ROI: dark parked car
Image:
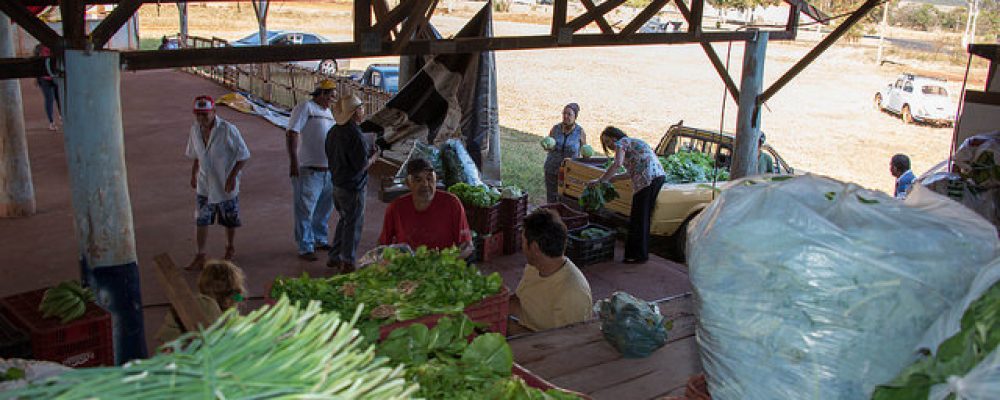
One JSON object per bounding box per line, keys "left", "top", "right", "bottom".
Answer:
{"left": 231, "top": 30, "right": 344, "bottom": 75}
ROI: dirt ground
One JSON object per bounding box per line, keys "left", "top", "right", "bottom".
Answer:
{"left": 137, "top": 1, "right": 993, "bottom": 194}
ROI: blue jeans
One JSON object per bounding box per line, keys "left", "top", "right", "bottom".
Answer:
{"left": 292, "top": 168, "right": 334, "bottom": 254}
{"left": 37, "top": 78, "right": 60, "bottom": 123}
{"left": 330, "top": 185, "right": 366, "bottom": 264}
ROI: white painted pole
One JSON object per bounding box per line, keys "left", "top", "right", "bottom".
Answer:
{"left": 0, "top": 14, "right": 35, "bottom": 217}
{"left": 876, "top": 1, "right": 889, "bottom": 65}
{"left": 62, "top": 50, "right": 147, "bottom": 363}
{"left": 731, "top": 31, "right": 768, "bottom": 179}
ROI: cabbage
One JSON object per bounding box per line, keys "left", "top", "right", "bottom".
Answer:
{"left": 581, "top": 145, "right": 595, "bottom": 158}
{"left": 540, "top": 137, "right": 556, "bottom": 151}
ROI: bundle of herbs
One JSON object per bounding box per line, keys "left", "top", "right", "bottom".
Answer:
{"left": 6, "top": 298, "right": 416, "bottom": 399}
{"left": 271, "top": 247, "right": 504, "bottom": 342}
{"left": 579, "top": 182, "right": 619, "bottom": 212}
{"left": 448, "top": 183, "right": 501, "bottom": 208}
{"left": 377, "top": 315, "right": 579, "bottom": 399}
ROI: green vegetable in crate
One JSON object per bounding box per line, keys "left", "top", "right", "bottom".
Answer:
{"left": 602, "top": 158, "right": 626, "bottom": 174}
{"left": 659, "top": 149, "right": 729, "bottom": 184}
{"left": 448, "top": 182, "right": 501, "bottom": 208}
{"left": 579, "top": 182, "right": 620, "bottom": 212}
{"left": 6, "top": 298, "right": 417, "bottom": 399}
{"left": 579, "top": 227, "right": 610, "bottom": 240}
{"left": 38, "top": 280, "right": 94, "bottom": 324}
{"left": 501, "top": 185, "right": 524, "bottom": 200}
{"left": 378, "top": 315, "right": 580, "bottom": 399}
{"left": 271, "top": 247, "right": 504, "bottom": 342}
{"left": 581, "top": 144, "right": 595, "bottom": 158}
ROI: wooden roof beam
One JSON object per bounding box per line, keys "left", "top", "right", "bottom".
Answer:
{"left": 619, "top": 0, "right": 670, "bottom": 37}
{"left": 90, "top": 0, "right": 142, "bottom": 49}
{"left": 0, "top": 1, "right": 61, "bottom": 49}
{"left": 674, "top": 0, "right": 739, "bottom": 103}
{"left": 566, "top": 0, "right": 627, "bottom": 33}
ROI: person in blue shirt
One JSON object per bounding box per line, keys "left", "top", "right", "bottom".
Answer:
{"left": 891, "top": 154, "right": 916, "bottom": 199}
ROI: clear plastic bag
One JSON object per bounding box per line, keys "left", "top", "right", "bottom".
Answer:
{"left": 928, "top": 348, "right": 1000, "bottom": 400}
{"left": 440, "top": 139, "right": 484, "bottom": 188}
{"left": 593, "top": 292, "right": 670, "bottom": 358}
{"left": 394, "top": 141, "right": 445, "bottom": 180}
{"left": 920, "top": 171, "right": 1000, "bottom": 228}
{"left": 687, "top": 174, "right": 999, "bottom": 400}
{"left": 0, "top": 358, "right": 71, "bottom": 391}
{"left": 954, "top": 132, "right": 1000, "bottom": 189}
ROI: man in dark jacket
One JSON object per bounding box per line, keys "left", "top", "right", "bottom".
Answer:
{"left": 326, "top": 94, "right": 377, "bottom": 273}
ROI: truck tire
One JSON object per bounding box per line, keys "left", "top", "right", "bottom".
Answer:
{"left": 669, "top": 218, "right": 692, "bottom": 263}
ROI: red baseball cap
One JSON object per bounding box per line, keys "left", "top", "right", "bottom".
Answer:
{"left": 193, "top": 95, "right": 215, "bottom": 113}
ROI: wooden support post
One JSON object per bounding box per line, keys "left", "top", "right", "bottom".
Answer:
{"left": 356, "top": 0, "right": 375, "bottom": 51}
{"left": 730, "top": 31, "right": 767, "bottom": 180}
{"left": 153, "top": 254, "right": 211, "bottom": 332}
{"left": 178, "top": 2, "right": 188, "bottom": 42}
{"left": 566, "top": 0, "right": 626, "bottom": 32}
{"left": 689, "top": 0, "right": 703, "bottom": 36}
{"left": 578, "top": 0, "right": 615, "bottom": 34}
{"left": 91, "top": 0, "right": 142, "bottom": 49}
{"left": 251, "top": 1, "right": 269, "bottom": 48}
{"left": 393, "top": 0, "right": 436, "bottom": 53}
{"left": 760, "top": 0, "right": 880, "bottom": 104}
{"left": 0, "top": 14, "right": 35, "bottom": 217}
{"left": 552, "top": 0, "right": 567, "bottom": 37}
{"left": 785, "top": 4, "right": 800, "bottom": 39}
{"left": 620, "top": 0, "right": 669, "bottom": 37}
{"left": 60, "top": 0, "right": 87, "bottom": 49}
{"left": 0, "top": 1, "right": 62, "bottom": 49}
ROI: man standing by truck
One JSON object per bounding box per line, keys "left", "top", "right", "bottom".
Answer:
{"left": 286, "top": 80, "right": 336, "bottom": 261}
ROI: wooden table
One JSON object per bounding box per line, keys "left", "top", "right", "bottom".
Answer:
{"left": 509, "top": 293, "right": 701, "bottom": 400}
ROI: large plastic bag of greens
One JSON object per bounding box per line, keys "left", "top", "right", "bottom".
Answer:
{"left": 871, "top": 259, "right": 1000, "bottom": 400}
{"left": 440, "top": 139, "right": 484, "bottom": 188}
{"left": 921, "top": 170, "right": 1000, "bottom": 228}
{"left": 954, "top": 132, "right": 1000, "bottom": 189}
{"left": 594, "top": 292, "right": 670, "bottom": 358}
{"left": 687, "top": 174, "right": 999, "bottom": 400}
{"left": 395, "top": 141, "right": 445, "bottom": 180}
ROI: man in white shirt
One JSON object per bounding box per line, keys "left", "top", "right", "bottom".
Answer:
{"left": 185, "top": 96, "right": 251, "bottom": 270}
{"left": 286, "top": 80, "right": 337, "bottom": 261}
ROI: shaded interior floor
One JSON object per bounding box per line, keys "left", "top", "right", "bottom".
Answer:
{"left": 0, "top": 69, "right": 691, "bottom": 353}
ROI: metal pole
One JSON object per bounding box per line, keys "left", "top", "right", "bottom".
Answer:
{"left": 0, "top": 14, "right": 35, "bottom": 217}
{"left": 177, "top": 1, "right": 188, "bottom": 42}
{"left": 61, "top": 50, "right": 147, "bottom": 364}
{"left": 876, "top": 1, "right": 889, "bottom": 65}
{"left": 730, "top": 31, "right": 767, "bottom": 179}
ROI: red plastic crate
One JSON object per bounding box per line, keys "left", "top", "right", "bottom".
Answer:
{"left": 539, "top": 203, "right": 589, "bottom": 230}
{"left": 473, "top": 231, "right": 505, "bottom": 263}
{"left": 0, "top": 312, "right": 31, "bottom": 359}
{"left": 467, "top": 202, "right": 501, "bottom": 234}
{"left": 0, "top": 288, "right": 113, "bottom": 367}
{"left": 378, "top": 286, "right": 510, "bottom": 341}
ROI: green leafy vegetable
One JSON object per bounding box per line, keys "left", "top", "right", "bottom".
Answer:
{"left": 579, "top": 182, "right": 619, "bottom": 212}
{"left": 872, "top": 280, "right": 1000, "bottom": 400}
{"left": 271, "top": 247, "right": 504, "bottom": 342}
{"left": 0, "top": 367, "right": 25, "bottom": 382}
{"left": 449, "top": 183, "right": 501, "bottom": 208}
{"left": 659, "top": 150, "right": 729, "bottom": 184}
{"left": 576, "top": 227, "right": 611, "bottom": 240}
{"left": 378, "top": 315, "right": 579, "bottom": 399}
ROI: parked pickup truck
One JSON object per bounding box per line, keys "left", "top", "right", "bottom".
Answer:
{"left": 558, "top": 122, "right": 794, "bottom": 260}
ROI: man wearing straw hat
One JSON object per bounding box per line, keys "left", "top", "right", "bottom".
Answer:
{"left": 286, "top": 79, "right": 337, "bottom": 261}
{"left": 326, "top": 94, "right": 378, "bottom": 273}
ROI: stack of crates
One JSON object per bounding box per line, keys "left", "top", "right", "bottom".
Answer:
{"left": 0, "top": 288, "right": 114, "bottom": 367}
{"left": 499, "top": 194, "right": 528, "bottom": 255}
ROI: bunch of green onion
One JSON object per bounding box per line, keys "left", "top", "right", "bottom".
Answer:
{"left": 5, "top": 297, "right": 417, "bottom": 399}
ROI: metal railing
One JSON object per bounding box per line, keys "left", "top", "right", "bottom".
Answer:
{"left": 177, "top": 34, "right": 393, "bottom": 115}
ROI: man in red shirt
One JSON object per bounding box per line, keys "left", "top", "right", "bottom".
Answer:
{"left": 379, "top": 158, "right": 474, "bottom": 258}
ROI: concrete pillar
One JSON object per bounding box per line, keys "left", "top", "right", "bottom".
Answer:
{"left": 730, "top": 31, "right": 768, "bottom": 180}
{"left": 61, "top": 50, "right": 147, "bottom": 363}
{"left": 0, "top": 14, "right": 35, "bottom": 217}
{"left": 177, "top": 2, "right": 188, "bottom": 41}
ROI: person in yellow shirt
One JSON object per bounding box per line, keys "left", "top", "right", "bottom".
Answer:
{"left": 156, "top": 260, "right": 247, "bottom": 345}
{"left": 512, "top": 209, "right": 593, "bottom": 331}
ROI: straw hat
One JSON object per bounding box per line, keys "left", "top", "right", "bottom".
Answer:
{"left": 333, "top": 95, "right": 363, "bottom": 125}
{"left": 310, "top": 79, "right": 336, "bottom": 96}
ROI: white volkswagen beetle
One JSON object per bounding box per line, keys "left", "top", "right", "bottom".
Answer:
{"left": 874, "top": 73, "right": 956, "bottom": 127}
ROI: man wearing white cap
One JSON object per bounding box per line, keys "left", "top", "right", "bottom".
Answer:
{"left": 185, "top": 95, "right": 251, "bottom": 270}
{"left": 325, "top": 94, "right": 377, "bottom": 273}
{"left": 286, "top": 80, "right": 337, "bottom": 261}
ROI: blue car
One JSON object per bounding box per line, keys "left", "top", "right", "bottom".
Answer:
{"left": 356, "top": 64, "right": 400, "bottom": 94}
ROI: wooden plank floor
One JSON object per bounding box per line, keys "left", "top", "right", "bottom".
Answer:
{"left": 510, "top": 293, "right": 702, "bottom": 400}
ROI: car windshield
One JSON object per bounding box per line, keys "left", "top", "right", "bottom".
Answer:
{"left": 236, "top": 31, "right": 281, "bottom": 45}
{"left": 922, "top": 85, "right": 948, "bottom": 96}
{"left": 382, "top": 71, "right": 399, "bottom": 88}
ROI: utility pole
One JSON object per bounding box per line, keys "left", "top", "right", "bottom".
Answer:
{"left": 731, "top": 31, "right": 768, "bottom": 179}
{"left": 876, "top": 1, "right": 889, "bottom": 65}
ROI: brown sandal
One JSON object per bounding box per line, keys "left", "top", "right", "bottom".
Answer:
{"left": 224, "top": 246, "right": 236, "bottom": 260}
{"left": 185, "top": 253, "right": 207, "bottom": 271}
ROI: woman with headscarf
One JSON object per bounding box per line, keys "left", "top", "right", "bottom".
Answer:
{"left": 590, "top": 126, "right": 666, "bottom": 264}
{"left": 543, "top": 103, "right": 587, "bottom": 203}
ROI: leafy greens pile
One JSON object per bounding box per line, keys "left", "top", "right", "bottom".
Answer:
{"left": 378, "top": 315, "right": 579, "bottom": 399}
{"left": 659, "top": 150, "right": 729, "bottom": 184}
{"left": 872, "top": 279, "right": 1000, "bottom": 400}
{"left": 271, "top": 247, "right": 504, "bottom": 341}
{"left": 449, "top": 183, "right": 501, "bottom": 208}
{"left": 6, "top": 298, "right": 416, "bottom": 399}
{"left": 579, "top": 182, "right": 619, "bottom": 212}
